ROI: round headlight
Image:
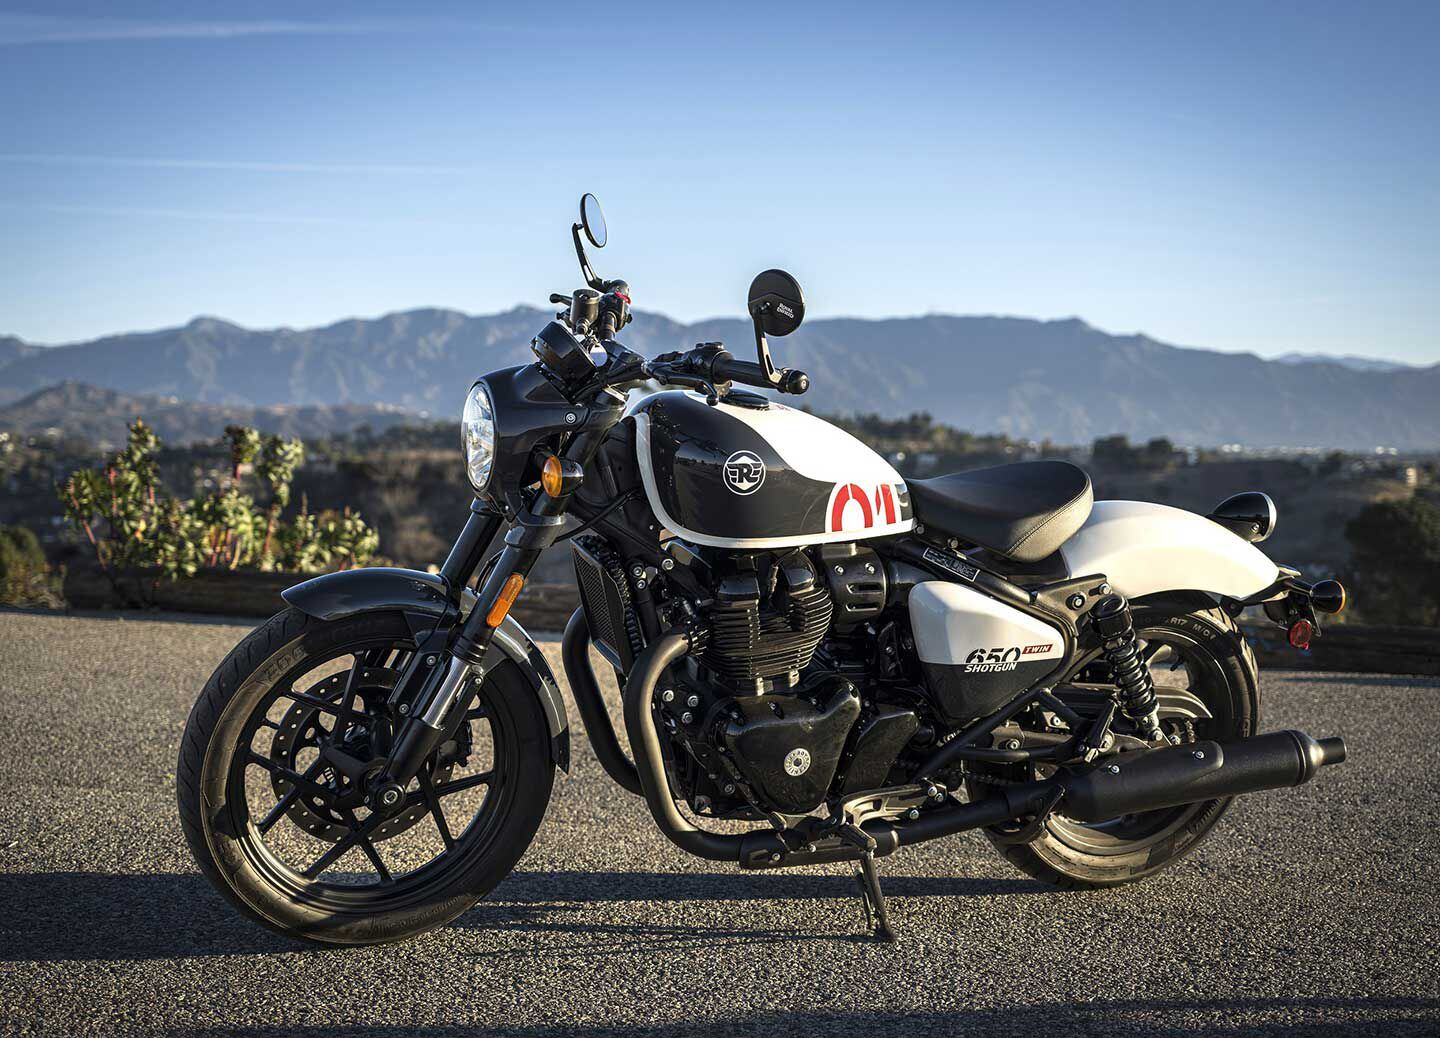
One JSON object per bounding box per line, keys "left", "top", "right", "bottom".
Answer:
{"left": 461, "top": 382, "right": 496, "bottom": 493}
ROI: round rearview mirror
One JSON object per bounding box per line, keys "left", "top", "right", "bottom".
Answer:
{"left": 747, "top": 269, "right": 805, "bottom": 337}
{"left": 580, "top": 193, "right": 607, "bottom": 248}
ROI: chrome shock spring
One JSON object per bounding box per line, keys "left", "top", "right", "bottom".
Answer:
{"left": 1089, "top": 593, "right": 1162, "bottom": 740}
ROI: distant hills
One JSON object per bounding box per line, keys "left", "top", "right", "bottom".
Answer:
{"left": 1272, "top": 352, "right": 1415, "bottom": 373}
{"left": 0, "top": 382, "right": 420, "bottom": 447}
{"left": 2, "top": 308, "right": 1436, "bottom": 449}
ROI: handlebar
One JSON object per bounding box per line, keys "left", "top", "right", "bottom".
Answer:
{"left": 637, "top": 344, "right": 808, "bottom": 397}
{"left": 709, "top": 354, "right": 810, "bottom": 395}
{"left": 546, "top": 283, "right": 808, "bottom": 398}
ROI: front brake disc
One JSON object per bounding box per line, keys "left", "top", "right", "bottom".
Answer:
{"left": 267, "top": 666, "right": 469, "bottom": 844}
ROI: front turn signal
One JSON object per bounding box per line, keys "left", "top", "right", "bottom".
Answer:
{"left": 485, "top": 573, "right": 525, "bottom": 627}
{"left": 542, "top": 455, "right": 564, "bottom": 497}
{"left": 540, "top": 454, "right": 584, "bottom": 498}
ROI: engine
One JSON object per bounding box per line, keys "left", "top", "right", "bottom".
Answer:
{"left": 702, "top": 549, "right": 832, "bottom": 692}
{"left": 574, "top": 533, "right": 921, "bottom": 821}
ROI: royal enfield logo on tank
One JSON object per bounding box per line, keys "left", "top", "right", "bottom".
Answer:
{"left": 723, "top": 450, "right": 766, "bottom": 494}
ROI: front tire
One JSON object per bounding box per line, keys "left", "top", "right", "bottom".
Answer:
{"left": 973, "top": 595, "right": 1259, "bottom": 889}
{"left": 177, "top": 607, "right": 554, "bottom": 945}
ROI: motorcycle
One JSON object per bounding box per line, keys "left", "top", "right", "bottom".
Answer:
{"left": 178, "top": 194, "right": 1349, "bottom": 944}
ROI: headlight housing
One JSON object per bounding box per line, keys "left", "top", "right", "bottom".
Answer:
{"left": 461, "top": 382, "right": 496, "bottom": 493}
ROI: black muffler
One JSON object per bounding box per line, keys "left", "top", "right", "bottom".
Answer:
{"left": 1061, "top": 730, "right": 1347, "bottom": 823}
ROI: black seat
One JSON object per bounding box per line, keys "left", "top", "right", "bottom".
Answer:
{"left": 908, "top": 461, "right": 1093, "bottom": 563}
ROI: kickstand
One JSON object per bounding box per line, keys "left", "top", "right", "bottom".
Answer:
{"left": 854, "top": 849, "right": 896, "bottom": 943}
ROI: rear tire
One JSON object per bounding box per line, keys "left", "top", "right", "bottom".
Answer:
{"left": 973, "top": 596, "right": 1259, "bottom": 889}
{"left": 177, "top": 607, "right": 554, "bottom": 945}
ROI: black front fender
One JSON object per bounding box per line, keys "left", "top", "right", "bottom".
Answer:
{"left": 282, "top": 567, "right": 570, "bottom": 772}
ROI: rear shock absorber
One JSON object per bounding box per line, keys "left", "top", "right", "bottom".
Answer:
{"left": 1089, "top": 594, "right": 1165, "bottom": 742}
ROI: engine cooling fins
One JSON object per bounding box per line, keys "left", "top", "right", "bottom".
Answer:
{"left": 702, "top": 550, "right": 833, "bottom": 690}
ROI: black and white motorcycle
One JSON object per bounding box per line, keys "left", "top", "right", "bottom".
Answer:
{"left": 179, "top": 195, "right": 1349, "bottom": 943}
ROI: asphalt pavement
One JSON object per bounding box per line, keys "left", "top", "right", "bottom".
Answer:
{"left": 1, "top": 609, "right": 1437, "bottom": 1037}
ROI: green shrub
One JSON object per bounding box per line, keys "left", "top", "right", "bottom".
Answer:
{"left": 0, "top": 524, "right": 60, "bottom": 607}
{"left": 58, "top": 420, "right": 379, "bottom": 602}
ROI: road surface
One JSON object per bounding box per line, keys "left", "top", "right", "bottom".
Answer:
{"left": 1, "top": 610, "right": 1436, "bottom": 1036}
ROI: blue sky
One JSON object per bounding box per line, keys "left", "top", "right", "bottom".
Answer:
{"left": 1, "top": 1, "right": 1436, "bottom": 364}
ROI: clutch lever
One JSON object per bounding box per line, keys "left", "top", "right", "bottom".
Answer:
{"left": 643, "top": 361, "right": 722, "bottom": 405}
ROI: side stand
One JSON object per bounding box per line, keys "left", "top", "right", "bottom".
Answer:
{"left": 855, "top": 849, "right": 896, "bottom": 943}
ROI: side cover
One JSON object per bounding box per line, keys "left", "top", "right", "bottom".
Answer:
{"left": 281, "top": 567, "right": 569, "bottom": 771}
{"left": 1060, "top": 501, "right": 1280, "bottom": 601}
{"left": 908, "top": 581, "right": 1066, "bottom": 723}
{"left": 629, "top": 390, "right": 912, "bottom": 550}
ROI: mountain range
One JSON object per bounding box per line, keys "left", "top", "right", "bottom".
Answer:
{"left": 2, "top": 308, "right": 1436, "bottom": 449}
{"left": 0, "top": 381, "right": 419, "bottom": 447}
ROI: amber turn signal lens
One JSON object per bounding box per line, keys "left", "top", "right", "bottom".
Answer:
{"left": 541, "top": 455, "right": 564, "bottom": 497}
{"left": 485, "top": 573, "right": 525, "bottom": 627}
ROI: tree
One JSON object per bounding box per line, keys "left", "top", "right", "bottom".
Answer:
{"left": 1344, "top": 496, "right": 1440, "bottom": 625}
{"left": 1091, "top": 435, "right": 1137, "bottom": 467}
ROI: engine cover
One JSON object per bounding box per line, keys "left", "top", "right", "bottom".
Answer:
{"left": 721, "top": 680, "right": 861, "bottom": 814}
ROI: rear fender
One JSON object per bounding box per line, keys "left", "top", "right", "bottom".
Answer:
{"left": 1059, "top": 501, "right": 1279, "bottom": 601}
{"left": 282, "top": 567, "right": 569, "bottom": 772}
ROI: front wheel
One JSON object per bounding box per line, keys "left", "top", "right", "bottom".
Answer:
{"left": 970, "top": 596, "right": 1260, "bottom": 889}
{"left": 177, "top": 607, "right": 554, "bottom": 945}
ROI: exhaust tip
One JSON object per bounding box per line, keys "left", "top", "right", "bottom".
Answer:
{"left": 1291, "top": 731, "right": 1347, "bottom": 783}
{"left": 1317, "top": 736, "right": 1347, "bottom": 767}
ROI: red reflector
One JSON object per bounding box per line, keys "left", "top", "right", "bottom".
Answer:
{"left": 1288, "top": 619, "right": 1314, "bottom": 649}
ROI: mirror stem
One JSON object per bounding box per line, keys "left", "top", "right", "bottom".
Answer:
{"left": 751, "top": 307, "right": 781, "bottom": 387}
{"left": 572, "top": 223, "right": 603, "bottom": 290}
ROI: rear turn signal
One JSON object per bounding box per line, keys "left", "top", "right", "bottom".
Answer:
{"left": 486, "top": 574, "right": 525, "bottom": 627}
{"left": 1311, "top": 579, "right": 1346, "bottom": 615}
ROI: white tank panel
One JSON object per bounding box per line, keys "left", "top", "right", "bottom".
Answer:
{"left": 909, "top": 581, "right": 1066, "bottom": 667}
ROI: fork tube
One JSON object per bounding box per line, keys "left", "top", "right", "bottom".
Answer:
{"left": 439, "top": 501, "right": 501, "bottom": 591}
{"left": 379, "top": 433, "right": 604, "bottom": 792}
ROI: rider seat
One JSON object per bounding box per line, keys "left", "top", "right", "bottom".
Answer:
{"left": 908, "top": 461, "right": 1093, "bottom": 563}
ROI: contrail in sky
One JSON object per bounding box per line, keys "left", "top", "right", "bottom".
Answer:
{"left": 0, "top": 15, "right": 475, "bottom": 46}
{"left": 0, "top": 154, "right": 477, "bottom": 177}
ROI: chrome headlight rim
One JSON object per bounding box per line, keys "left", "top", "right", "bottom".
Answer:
{"left": 461, "top": 381, "right": 496, "bottom": 494}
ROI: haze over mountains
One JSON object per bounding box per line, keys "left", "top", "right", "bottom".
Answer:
{"left": 0, "top": 382, "right": 417, "bottom": 446}
{"left": 2, "top": 308, "right": 1436, "bottom": 450}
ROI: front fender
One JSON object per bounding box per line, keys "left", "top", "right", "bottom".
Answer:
{"left": 1059, "top": 501, "right": 1279, "bottom": 601}
{"left": 282, "top": 567, "right": 569, "bottom": 772}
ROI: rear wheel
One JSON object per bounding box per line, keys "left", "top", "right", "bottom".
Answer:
{"left": 969, "top": 596, "right": 1259, "bottom": 888}
{"left": 177, "top": 607, "right": 554, "bottom": 945}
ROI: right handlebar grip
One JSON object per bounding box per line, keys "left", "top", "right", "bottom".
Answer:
{"left": 779, "top": 369, "right": 809, "bottom": 394}
{"left": 709, "top": 356, "right": 809, "bottom": 395}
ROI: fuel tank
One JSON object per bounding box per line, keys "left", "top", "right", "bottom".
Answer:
{"left": 628, "top": 390, "right": 912, "bottom": 549}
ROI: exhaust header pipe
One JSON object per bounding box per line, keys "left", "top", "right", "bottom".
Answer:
{"left": 1062, "top": 730, "right": 1346, "bottom": 823}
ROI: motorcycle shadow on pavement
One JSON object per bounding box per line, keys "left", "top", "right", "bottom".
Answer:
{"left": 169, "top": 997, "right": 1440, "bottom": 1038}
{"left": 454, "top": 868, "right": 1050, "bottom": 957}
{"left": 0, "top": 868, "right": 1046, "bottom": 962}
